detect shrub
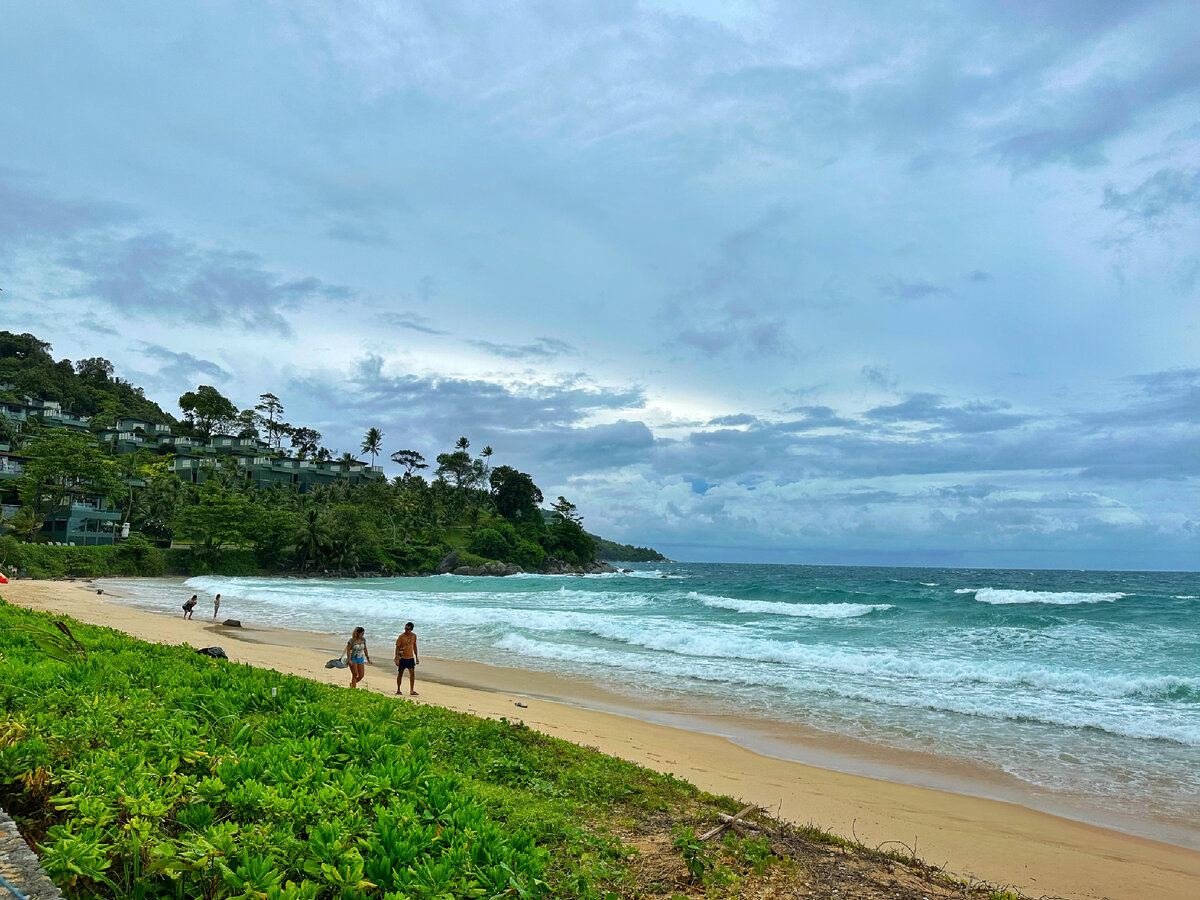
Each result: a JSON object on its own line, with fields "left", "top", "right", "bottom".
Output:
{"left": 468, "top": 526, "right": 511, "bottom": 560}
{"left": 3, "top": 542, "right": 167, "bottom": 579}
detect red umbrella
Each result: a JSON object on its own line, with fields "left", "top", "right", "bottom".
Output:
{"left": 0, "top": 573, "right": 8, "bottom": 584}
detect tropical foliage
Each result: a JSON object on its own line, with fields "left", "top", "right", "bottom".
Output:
{"left": 0, "top": 600, "right": 726, "bottom": 900}
{"left": 0, "top": 331, "right": 661, "bottom": 574}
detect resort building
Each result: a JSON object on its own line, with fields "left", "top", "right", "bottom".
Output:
{"left": 42, "top": 493, "right": 123, "bottom": 546}
{"left": 0, "top": 396, "right": 92, "bottom": 431}
{"left": 3, "top": 393, "right": 386, "bottom": 542}
{"left": 171, "top": 454, "right": 384, "bottom": 492}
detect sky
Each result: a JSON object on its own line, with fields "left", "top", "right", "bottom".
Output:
{"left": 2, "top": 1, "right": 1198, "bottom": 570}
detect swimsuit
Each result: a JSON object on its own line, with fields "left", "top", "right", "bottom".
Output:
{"left": 397, "top": 658, "right": 415, "bottom": 670}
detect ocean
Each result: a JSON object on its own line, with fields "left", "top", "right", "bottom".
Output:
{"left": 104, "top": 563, "right": 1200, "bottom": 847}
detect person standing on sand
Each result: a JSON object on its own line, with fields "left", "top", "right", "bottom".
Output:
{"left": 213, "top": 593, "right": 221, "bottom": 620}
{"left": 394, "top": 622, "right": 419, "bottom": 696}
{"left": 182, "top": 594, "right": 197, "bottom": 619}
{"left": 345, "top": 626, "right": 370, "bottom": 688}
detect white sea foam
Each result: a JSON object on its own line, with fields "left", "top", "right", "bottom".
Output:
{"left": 920, "top": 582, "right": 938, "bottom": 587}
{"left": 494, "top": 634, "right": 1200, "bottom": 745}
{"left": 959, "top": 588, "right": 1126, "bottom": 605}
{"left": 689, "top": 591, "right": 891, "bottom": 619}
{"left": 1174, "top": 595, "right": 1198, "bottom": 600}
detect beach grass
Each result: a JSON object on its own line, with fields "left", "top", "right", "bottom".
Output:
{"left": 0, "top": 596, "right": 1025, "bottom": 899}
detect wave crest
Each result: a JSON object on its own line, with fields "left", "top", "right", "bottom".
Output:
{"left": 960, "top": 588, "right": 1126, "bottom": 605}
{"left": 689, "top": 591, "right": 891, "bottom": 619}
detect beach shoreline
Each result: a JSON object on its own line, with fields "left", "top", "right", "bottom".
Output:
{"left": 4, "top": 576, "right": 1199, "bottom": 900}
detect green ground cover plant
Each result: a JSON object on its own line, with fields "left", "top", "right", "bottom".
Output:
{"left": 0, "top": 598, "right": 1032, "bottom": 900}
{"left": 0, "top": 598, "right": 710, "bottom": 900}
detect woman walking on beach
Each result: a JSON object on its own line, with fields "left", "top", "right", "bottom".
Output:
{"left": 213, "top": 593, "right": 221, "bottom": 620}
{"left": 182, "top": 594, "right": 197, "bottom": 619}
{"left": 345, "top": 626, "right": 370, "bottom": 688}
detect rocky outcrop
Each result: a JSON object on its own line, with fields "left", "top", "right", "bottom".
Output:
{"left": 453, "top": 561, "right": 524, "bottom": 577}
{"left": 539, "top": 557, "right": 618, "bottom": 575}
{"left": 435, "top": 553, "right": 524, "bottom": 577}
{"left": 435, "top": 551, "right": 616, "bottom": 577}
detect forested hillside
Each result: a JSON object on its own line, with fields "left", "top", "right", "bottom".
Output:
{"left": 0, "top": 331, "right": 664, "bottom": 576}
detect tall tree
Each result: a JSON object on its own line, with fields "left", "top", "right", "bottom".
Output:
{"left": 255, "top": 392, "right": 288, "bottom": 450}
{"left": 551, "top": 495, "right": 583, "bottom": 525}
{"left": 390, "top": 449, "right": 428, "bottom": 479}
{"left": 361, "top": 427, "right": 384, "bottom": 467}
{"left": 178, "top": 385, "right": 238, "bottom": 436}
{"left": 172, "top": 485, "right": 259, "bottom": 563}
{"left": 435, "top": 450, "right": 474, "bottom": 490}
{"left": 289, "top": 427, "right": 321, "bottom": 459}
{"left": 234, "top": 409, "right": 261, "bottom": 439}
{"left": 455, "top": 436, "right": 470, "bottom": 452}
{"left": 74, "top": 357, "right": 115, "bottom": 381}
{"left": 489, "top": 466, "right": 543, "bottom": 522}
{"left": 548, "top": 496, "right": 594, "bottom": 565}
{"left": 18, "top": 431, "right": 123, "bottom": 514}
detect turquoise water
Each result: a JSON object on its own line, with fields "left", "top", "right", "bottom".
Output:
{"left": 108, "top": 563, "right": 1200, "bottom": 842}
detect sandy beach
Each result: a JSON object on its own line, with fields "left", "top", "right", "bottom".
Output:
{"left": 4, "top": 577, "right": 1199, "bottom": 900}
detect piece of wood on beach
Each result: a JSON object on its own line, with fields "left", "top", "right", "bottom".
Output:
{"left": 699, "top": 803, "right": 757, "bottom": 841}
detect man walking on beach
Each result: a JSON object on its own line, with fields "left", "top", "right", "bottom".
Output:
{"left": 394, "top": 622, "right": 419, "bottom": 696}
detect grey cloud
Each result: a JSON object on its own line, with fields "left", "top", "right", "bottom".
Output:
{"left": 707, "top": 413, "right": 757, "bottom": 426}
{"left": 1078, "top": 368, "right": 1200, "bottom": 428}
{"left": 665, "top": 209, "right": 798, "bottom": 358}
{"left": 991, "top": 1, "right": 1170, "bottom": 34}
{"left": 380, "top": 312, "right": 448, "bottom": 335}
{"left": 325, "top": 222, "right": 391, "bottom": 244}
{"left": 510, "top": 420, "right": 656, "bottom": 476}
{"left": 0, "top": 172, "right": 136, "bottom": 246}
{"left": 77, "top": 313, "right": 120, "bottom": 336}
{"left": 139, "top": 343, "right": 230, "bottom": 383}
{"left": 301, "top": 354, "right": 645, "bottom": 434}
{"left": 279, "top": 357, "right": 651, "bottom": 484}
{"left": 861, "top": 366, "right": 897, "bottom": 390}
{"left": 1102, "top": 167, "right": 1200, "bottom": 228}
{"left": 467, "top": 337, "right": 575, "bottom": 360}
{"left": 881, "top": 279, "right": 954, "bottom": 301}
{"left": 965, "top": 270, "right": 992, "bottom": 283}
{"left": 991, "top": 18, "right": 1200, "bottom": 171}
{"left": 865, "top": 394, "right": 1029, "bottom": 433}
{"left": 64, "top": 231, "right": 351, "bottom": 335}
{"left": 775, "top": 406, "right": 855, "bottom": 432}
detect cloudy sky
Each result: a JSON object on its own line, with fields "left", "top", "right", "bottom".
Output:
{"left": 3, "top": 1, "right": 1199, "bottom": 569}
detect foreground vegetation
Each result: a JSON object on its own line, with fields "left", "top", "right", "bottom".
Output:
{"left": 0, "top": 598, "right": 1028, "bottom": 900}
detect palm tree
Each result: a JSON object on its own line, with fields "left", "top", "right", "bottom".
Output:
{"left": 361, "top": 428, "right": 384, "bottom": 467}
{"left": 7, "top": 506, "right": 44, "bottom": 543}
{"left": 294, "top": 508, "right": 330, "bottom": 570}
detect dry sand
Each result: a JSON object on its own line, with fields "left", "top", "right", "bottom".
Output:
{"left": 4, "top": 578, "right": 1199, "bottom": 900}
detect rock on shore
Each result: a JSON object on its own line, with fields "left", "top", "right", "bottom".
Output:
{"left": 435, "top": 552, "right": 617, "bottom": 577}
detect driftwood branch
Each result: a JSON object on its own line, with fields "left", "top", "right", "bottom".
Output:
{"left": 700, "top": 803, "right": 757, "bottom": 841}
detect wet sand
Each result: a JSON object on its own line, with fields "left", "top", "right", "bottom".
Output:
{"left": 5, "top": 577, "right": 1200, "bottom": 900}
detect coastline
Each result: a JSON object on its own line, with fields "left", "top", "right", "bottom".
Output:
{"left": 4, "top": 577, "right": 1199, "bottom": 900}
